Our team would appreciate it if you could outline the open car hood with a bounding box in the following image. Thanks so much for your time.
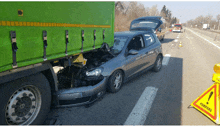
[130,16,163,31]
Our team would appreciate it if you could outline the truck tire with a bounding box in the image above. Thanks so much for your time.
[0,73,51,125]
[107,70,123,93]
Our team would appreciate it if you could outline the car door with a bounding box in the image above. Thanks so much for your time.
[124,35,146,78]
[142,33,157,69]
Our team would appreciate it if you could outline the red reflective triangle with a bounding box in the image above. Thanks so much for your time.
[193,84,217,120]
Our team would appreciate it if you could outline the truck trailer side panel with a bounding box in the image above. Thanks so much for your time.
[0,2,115,72]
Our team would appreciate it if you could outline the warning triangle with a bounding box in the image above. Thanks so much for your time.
[191,83,218,123]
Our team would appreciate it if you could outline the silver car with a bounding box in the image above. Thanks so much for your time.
[57,16,164,106]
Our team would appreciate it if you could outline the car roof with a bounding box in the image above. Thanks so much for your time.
[114,31,150,37]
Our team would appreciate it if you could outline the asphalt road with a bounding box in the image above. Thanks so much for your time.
[45,28,220,125]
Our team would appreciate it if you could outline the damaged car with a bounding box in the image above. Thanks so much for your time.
[56,16,164,106]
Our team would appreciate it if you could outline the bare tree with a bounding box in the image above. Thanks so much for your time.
[114,2,178,32]
[149,5,159,16]
[115,1,124,15]
[159,5,180,27]
[160,5,166,18]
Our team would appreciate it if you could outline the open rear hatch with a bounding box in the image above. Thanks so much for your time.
[130,16,163,31]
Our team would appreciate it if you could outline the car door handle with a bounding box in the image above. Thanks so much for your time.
[147,51,154,55]
[136,57,141,60]
[135,55,142,60]
[142,54,147,57]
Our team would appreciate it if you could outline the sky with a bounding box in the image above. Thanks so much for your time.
[2,0,219,24]
[139,1,220,23]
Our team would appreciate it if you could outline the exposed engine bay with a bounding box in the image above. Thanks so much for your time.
[57,45,114,89]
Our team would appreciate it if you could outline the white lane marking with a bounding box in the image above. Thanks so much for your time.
[174,39,178,42]
[188,29,220,50]
[124,87,158,125]
[162,54,171,66]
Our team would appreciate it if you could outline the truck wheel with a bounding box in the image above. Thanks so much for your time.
[152,55,162,72]
[107,70,123,93]
[0,73,51,125]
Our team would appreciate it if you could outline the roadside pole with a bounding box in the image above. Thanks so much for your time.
[218,21,220,30]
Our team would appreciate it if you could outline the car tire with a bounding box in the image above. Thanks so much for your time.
[152,55,162,72]
[161,36,164,41]
[107,70,123,93]
[0,73,51,125]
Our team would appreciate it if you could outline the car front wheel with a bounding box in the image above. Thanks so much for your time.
[107,70,123,93]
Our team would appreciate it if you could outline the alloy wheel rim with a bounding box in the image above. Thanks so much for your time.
[114,73,122,89]
[5,85,42,125]
[157,57,162,70]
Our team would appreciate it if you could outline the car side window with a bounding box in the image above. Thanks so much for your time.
[144,34,155,47]
[127,35,144,51]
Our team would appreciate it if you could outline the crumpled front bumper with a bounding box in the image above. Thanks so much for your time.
[56,77,108,107]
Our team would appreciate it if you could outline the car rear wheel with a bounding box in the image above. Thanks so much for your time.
[107,70,123,93]
[152,55,162,72]
[0,73,51,125]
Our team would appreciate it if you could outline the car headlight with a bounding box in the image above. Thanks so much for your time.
[86,68,103,76]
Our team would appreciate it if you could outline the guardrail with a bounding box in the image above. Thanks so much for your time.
[190,28,220,42]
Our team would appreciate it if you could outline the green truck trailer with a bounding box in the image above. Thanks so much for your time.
[0,2,115,125]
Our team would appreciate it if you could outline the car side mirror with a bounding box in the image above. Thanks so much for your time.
[128,49,138,55]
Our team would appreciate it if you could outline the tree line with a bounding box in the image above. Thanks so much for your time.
[186,14,220,30]
[115,2,180,32]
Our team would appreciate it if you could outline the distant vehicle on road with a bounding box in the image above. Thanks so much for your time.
[203,24,210,30]
[172,24,182,33]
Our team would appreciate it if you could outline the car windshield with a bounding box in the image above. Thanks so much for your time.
[111,36,128,54]
[131,20,158,29]
[175,25,181,27]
